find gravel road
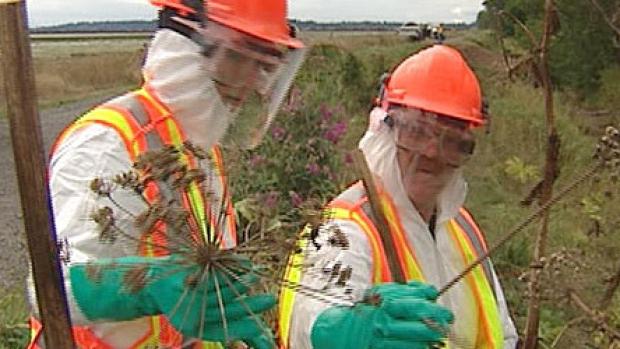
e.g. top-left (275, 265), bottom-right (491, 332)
top-left (0, 94), bottom-right (117, 290)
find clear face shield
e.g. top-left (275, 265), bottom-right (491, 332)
top-left (173, 17), bottom-right (307, 149)
top-left (388, 107), bottom-right (476, 168)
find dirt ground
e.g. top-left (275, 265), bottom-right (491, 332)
top-left (0, 94), bottom-right (117, 291)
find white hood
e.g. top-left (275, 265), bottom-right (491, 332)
top-left (143, 29), bottom-right (233, 149)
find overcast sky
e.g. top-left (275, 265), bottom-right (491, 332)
top-left (28, 0), bottom-right (484, 27)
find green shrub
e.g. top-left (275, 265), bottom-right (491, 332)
top-left (0, 290), bottom-right (28, 349)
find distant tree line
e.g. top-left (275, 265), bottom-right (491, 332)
top-left (31, 19), bottom-right (474, 34)
top-left (477, 0), bottom-right (620, 95)
top-left (30, 20), bottom-right (159, 33)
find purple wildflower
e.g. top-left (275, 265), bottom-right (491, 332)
top-left (306, 162), bottom-right (321, 175)
top-left (263, 191), bottom-right (279, 209)
top-left (249, 154), bottom-right (265, 168)
top-left (271, 126), bottom-right (286, 141)
top-left (289, 191), bottom-right (304, 208)
top-left (344, 152), bottom-right (354, 165)
top-left (323, 121), bottom-right (347, 145)
top-left (320, 104), bottom-right (334, 123)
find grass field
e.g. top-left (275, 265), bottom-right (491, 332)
top-left (2, 29), bottom-right (619, 347)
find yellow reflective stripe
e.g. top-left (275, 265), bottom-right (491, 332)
top-left (137, 87), bottom-right (235, 247)
top-left (329, 195), bottom-right (425, 283)
top-left (59, 107), bottom-right (157, 259)
top-left (447, 221), bottom-right (503, 348)
top-left (60, 108), bottom-right (142, 159)
top-left (277, 227), bottom-right (310, 349)
top-left (162, 116), bottom-right (209, 241)
top-left (29, 325), bottom-right (39, 348)
top-left (63, 106), bottom-right (164, 348)
top-left (210, 146), bottom-right (236, 247)
top-left (136, 87), bottom-right (167, 115)
top-left (139, 90), bottom-right (225, 348)
top-left (327, 207), bottom-right (385, 283)
top-left (380, 198), bottom-right (424, 281)
top-left (131, 318), bottom-right (161, 349)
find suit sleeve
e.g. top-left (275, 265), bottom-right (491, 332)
top-left (27, 124), bottom-right (145, 325)
top-left (286, 219), bottom-right (374, 349)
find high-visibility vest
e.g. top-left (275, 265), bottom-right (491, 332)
top-left (29, 86), bottom-right (236, 349)
top-left (278, 182), bottom-right (503, 349)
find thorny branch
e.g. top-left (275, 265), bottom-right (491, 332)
top-left (587, 0), bottom-right (620, 37)
top-left (600, 264), bottom-right (620, 310)
top-left (490, 10), bottom-right (515, 81)
top-left (568, 290), bottom-right (620, 342)
top-left (519, 1), bottom-right (561, 347)
top-left (498, 10), bottom-right (540, 49)
top-left (550, 316), bottom-right (585, 348)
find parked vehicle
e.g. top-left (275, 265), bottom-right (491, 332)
top-left (397, 22), bottom-right (429, 41)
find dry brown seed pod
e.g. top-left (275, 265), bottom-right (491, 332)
top-left (327, 227), bottom-right (349, 249)
top-left (185, 272), bottom-right (200, 289)
top-left (364, 293), bottom-right (382, 306)
top-left (91, 207), bottom-right (117, 242)
top-left (605, 126), bottom-right (619, 138)
top-left (330, 262), bottom-right (342, 280)
top-left (336, 266), bottom-right (353, 287)
top-left (90, 178), bottom-right (103, 193)
top-left (123, 265), bottom-right (149, 293)
top-left (183, 141), bottom-right (211, 160)
top-left (85, 264), bottom-right (103, 283)
top-left (90, 178), bottom-right (113, 196)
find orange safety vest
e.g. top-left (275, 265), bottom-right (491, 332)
top-left (29, 85), bottom-right (236, 349)
top-left (278, 182), bottom-right (503, 349)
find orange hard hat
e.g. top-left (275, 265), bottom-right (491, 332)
top-left (383, 45), bottom-right (484, 127)
top-left (150, 0), bottom-right (303, 49)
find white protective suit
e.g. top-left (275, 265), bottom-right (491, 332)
top-left (27, 29), bottom-right (235, 348)
top-left (288, 108), bottom-right (519, 348)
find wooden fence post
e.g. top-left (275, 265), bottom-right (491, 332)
top-left (0, 0), bottom-right (75, 347)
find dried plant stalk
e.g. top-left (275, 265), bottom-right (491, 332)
top-left (83, 141), bottom-right (359, 346)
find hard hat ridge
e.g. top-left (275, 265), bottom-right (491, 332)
top-left (379, 44), bottom-right (486, 127)
top-left (150, 0), bottom-right (304, 49)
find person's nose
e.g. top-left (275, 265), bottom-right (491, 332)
top-left (419, 136), bottom-right (440, 159)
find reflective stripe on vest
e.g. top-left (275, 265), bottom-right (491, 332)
top-left (31, 88), bottom-right (235, 349)
top-left (278, 182), bottom-right (503, 349)
top-left (277, 232), bottom-right (309, 349)
top-left (29, 316), bottom-right (114, 349)
top-left (446, 219), bottom-right (503, 348)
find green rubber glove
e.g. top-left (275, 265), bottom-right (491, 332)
top-left (310, 281), bottom-right (454, 349)
top-left (70, 254), bottom-right (276, 348)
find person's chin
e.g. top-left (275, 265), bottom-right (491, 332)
top-left (407, 172), bottom-right (443, 191)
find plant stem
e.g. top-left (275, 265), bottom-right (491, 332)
top-left (523, 1), bottom-right (559, 348)
top-left (600, 264), bottom-right (620, 310)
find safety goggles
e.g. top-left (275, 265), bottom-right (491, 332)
top-left (388, 107), bottom-right (476, 167)
top-left (173, 17), bottom-right (307, 148)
